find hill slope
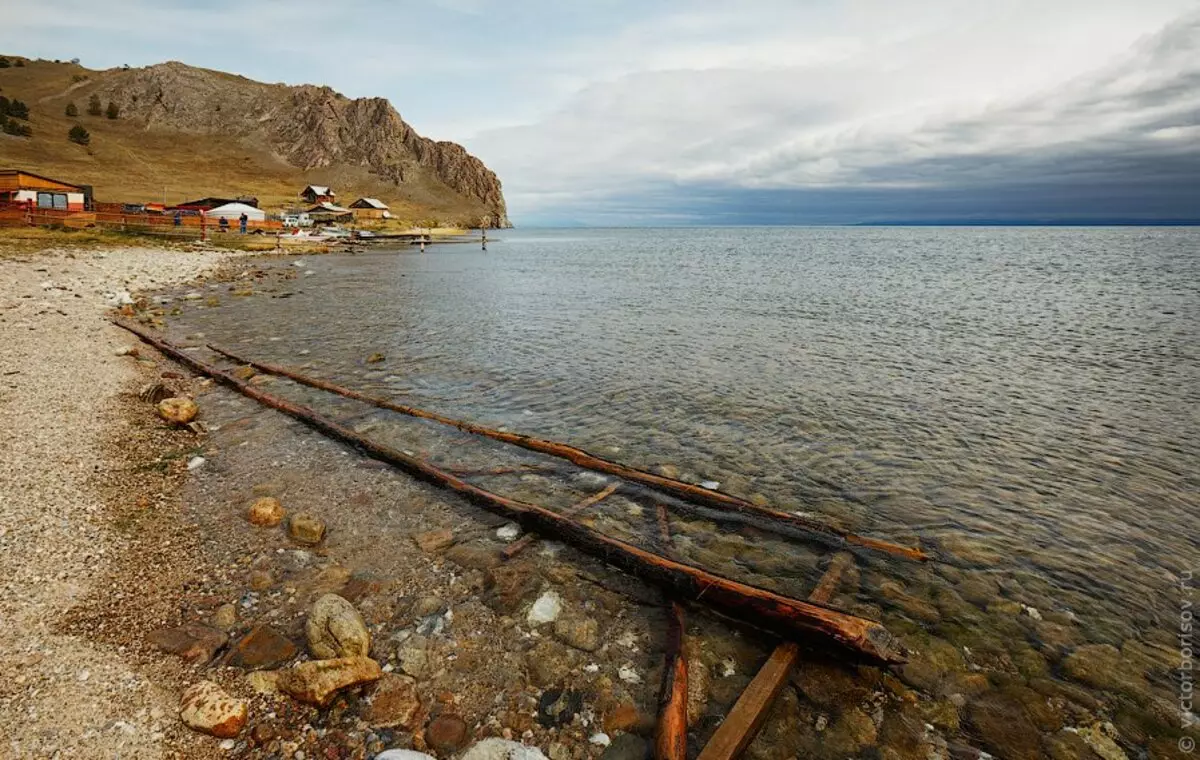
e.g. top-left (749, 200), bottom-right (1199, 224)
top-left (0, 56), bottom-right (509, 226)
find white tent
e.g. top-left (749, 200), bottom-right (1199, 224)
top-left (205, 202), bottom-right (266, 222)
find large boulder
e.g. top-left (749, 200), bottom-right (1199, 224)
top-left (277, 656), bottom-right (382, 707)
top-left (305, 593), bottom-right (371, 659)
top-left (179, 680), bottom-right (247, 738)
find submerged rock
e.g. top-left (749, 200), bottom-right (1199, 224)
top-left (460, 738), bottom-right (550, 760)
top-left (211, 603), bottom-right (238, 631)
top-left (553, 614), bottom-right (600, 652)
top-left (306, 593), bottom-right (371, 659)
top-left (246, 496), bottom-right (285, 527)
top-left (427, 714), bottom-right (469, 754)
top-left (538, 688), bottom-right (583, 728)
top-left (277, 655), bottom-right (382, 707)
top-left (1063, 643), bottom-right (1149, 698)
top-left (527, 591), bottom-right (563, 625)
top-left (413, 528), bottom-right (455, 553)
top-left (157, 397), bottom-right (198, 425)
top-left (600, 734), bottom-right (648, 760)
top-left (179, 681), bottom-right (247, 738)
top-left (287, 512), bottom-right (327, 545)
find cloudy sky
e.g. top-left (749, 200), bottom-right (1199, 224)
top-left (3, 1), bottom-right (1198, 225)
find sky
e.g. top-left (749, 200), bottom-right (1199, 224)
top-left (2, 1), bottom-right (1198, 226)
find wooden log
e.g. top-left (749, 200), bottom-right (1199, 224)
top-left (696, 552), bottom-right (856, 760)
top-left (118, 322), bottom-right (905, 664)
top-left (502, 482), bottom-right (620, 560)
top-left (206, 343), bottom-right (926, 562)
top-left (655, 503), bottom-right (688, 760)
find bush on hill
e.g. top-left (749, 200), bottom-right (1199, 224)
top-left (68, 124), bottom-right (90, 145)
top-left (87, 93), bottom-right (102, 116)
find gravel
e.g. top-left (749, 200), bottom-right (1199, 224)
top-left (0, 246), bottom-right (237, 759)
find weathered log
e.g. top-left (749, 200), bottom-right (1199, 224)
top-left (697, 552), bottom-right (856, 760)
top-left (206, 343), bottom-right (926, 562)
top-left (502, 482), bottom-right (619, 560)
top-left (655, 503), bottom-right (688, 760)
top-left (117, 322), bottom-right (905, 664)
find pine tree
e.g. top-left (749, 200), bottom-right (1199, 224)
top-left (105, 101), bottom-right (119, 119)
top-left (87, 93), bottom-right (102, 116)
top-left (65, 102), bottom-right (78, 117)
top-left (69, 124), bottom-right (90, 145)
top-left (6, 99), bottom-right (29, 120)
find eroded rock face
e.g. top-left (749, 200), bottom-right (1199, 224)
top-left (306, 593), bottom-right (371, 659)
top-left (277, 656), bottom-right (382, 707)
top-left (179, 680), bottom-right (247, 738)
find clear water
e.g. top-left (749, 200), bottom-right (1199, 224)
top-left (174, 226), bottom-right (1200, 753)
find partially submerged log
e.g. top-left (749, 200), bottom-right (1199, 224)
top-left (118, 322), bottom-right (905, 664)
top-left (655, 503), bottom-right (688, 760)
top-left (697, 552), bottom-right (856, 760)
top-left (502, 481), bottom-right (619, 560)
top-left (206, 343), bottom-right (926, 562)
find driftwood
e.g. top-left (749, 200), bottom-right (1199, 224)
top-left (206, 343), bottom-right (926, 562)
top-left (655, 503), bottom-right (688, 760)
top-left (502, 481), bottom-right (620, 560)
top-left (697, 552), bottom-right (856, 760)
top-left (118, 322), bottom-right (905, 664)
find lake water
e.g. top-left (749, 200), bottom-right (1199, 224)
top-left (172, 226), bottom-right (1200, 757)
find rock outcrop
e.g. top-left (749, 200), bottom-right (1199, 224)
top-left (90, 62), bottom-right (509, 226)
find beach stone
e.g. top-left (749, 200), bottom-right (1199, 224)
top-left (957, 575), bottom-right (1001, 607)
top-left (461, 738), bottom-right (549, 760)
top-left (157, 397), bottom-right (198, 425)
top-left (232, 365), bottom-right (256, 380)
top-left (552, 614), bottom-right (600, 652)
top-left (244, 670), bottom-right (281, 694)
top-left (147, 623), bottom-right (228, 664)
top-left (879, 580), bottom-right (940, 622)
top-left (445, 543), bottom-right (501, 570)
top-left (277, 656), bottom-right (382, 707)
top-left (248, 568), bottom-right (274, 590)
top-left (1077, 723), bottom-right (1129, 760)
top-left (287, 512), bottom-right (326, 545)
top-left (602, 702), bottom-right (647, 734)
top-left (487, 561), bottom-right (539, 612)
top-left (397, 634), bottom-right (439, 679)
top-left (364, 673), bottom-right (422, 729)
top-left (247, 496), bottom-right (285, 527)
top-left (226, 625), bottom-right (298, 670)
top-left (538, 688), bottom-right (583, 728)
top-left (824, 706), bottom-right (877, 756)
top-left (792, 659), bottom-right (872, 708)
top-left (413, 528), bottom-right (455, 553)
top-left (526, 639), bottom-right (575, 688)
top-left (211, 603), bottom-right (238, 631)
top-left (601, 733), bottom-right (649, 760)
top-left (376, 752), bottom-right (437, 760)
top-left (527, 591), bottom-right (563, 625)
top-left (367, 352), bottom-right (386, 363)
top-left (427, 714), bottom-right (469, 754)
top-left (1063, 644), bottom-right (1149, 698)
top-left (306, 593), bottom-right (370, 659)
top-left (179, 680), bottom-right (247, 738)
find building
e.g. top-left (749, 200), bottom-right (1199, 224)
top-left (171, 196), bottom-right (259, 212)
top-left (300, 185), bottom-right (335, 204)
top-left (280, 210), bottom-right (313, 228)
top-left (306, 201), bottom-right (352, 224)
top-left (0, 169), bottom-right (87, 211)
top-left (205, 202), bottom-right (266, 223)
top-left (348, 197), bottom-right (390, 220)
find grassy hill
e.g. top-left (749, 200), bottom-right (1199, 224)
top-left (0, 55), bottom-right (507, 226)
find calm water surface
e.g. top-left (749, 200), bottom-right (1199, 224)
top-left (179, 227), bottom-right (1200, 752)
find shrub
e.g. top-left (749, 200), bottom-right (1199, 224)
top-left (3, 118), bottom-right (31, 137)
top-left (14, 59), bottom-right (24, 68)
top-left (69, 124), bottom-right (90, 145)
top-left (87, 93), bottom-right (101, 115)
top-left (0, 58), bottom-right (10, 69)
top-left (105, 101), bottom-right (119, 119)
top-left (71, 73), bottom-right (87, 83)
top-left (6, 98), bottom-right (29, 120)
top-left (0, 96), bottom-right (8, 113)
top-left (65, 101), bottom-right (78, 117)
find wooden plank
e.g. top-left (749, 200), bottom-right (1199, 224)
top-left (502, 482), bottom-right (619, 559)
top-left (655, 503), bottom-right (688, 760)
top-left (696, 552), bottom-right (856, 760)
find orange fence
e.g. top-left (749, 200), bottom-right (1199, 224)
top-left (0, 201), bottom-right (284, 240)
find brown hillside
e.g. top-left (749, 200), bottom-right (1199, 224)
top-left (0, 56), bottom-right (509, 226)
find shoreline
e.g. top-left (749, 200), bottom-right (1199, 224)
top-left (0, 244), bottom-right (239, 758)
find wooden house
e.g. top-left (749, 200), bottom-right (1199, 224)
top-left (300, 185), bottom-right (335, 204)
top-left (0, 169), bottom-right (87, 211)
top-left (349, 197), bottom-right (390, 219)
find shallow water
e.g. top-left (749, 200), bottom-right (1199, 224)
top-left (170, 227), bottom-right (1200, 756)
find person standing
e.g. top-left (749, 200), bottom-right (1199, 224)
top-left (239, 212), bottom-right (248, 234)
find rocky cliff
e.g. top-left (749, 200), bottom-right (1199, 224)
top-left (89, 62), bottom-right (508, 225)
